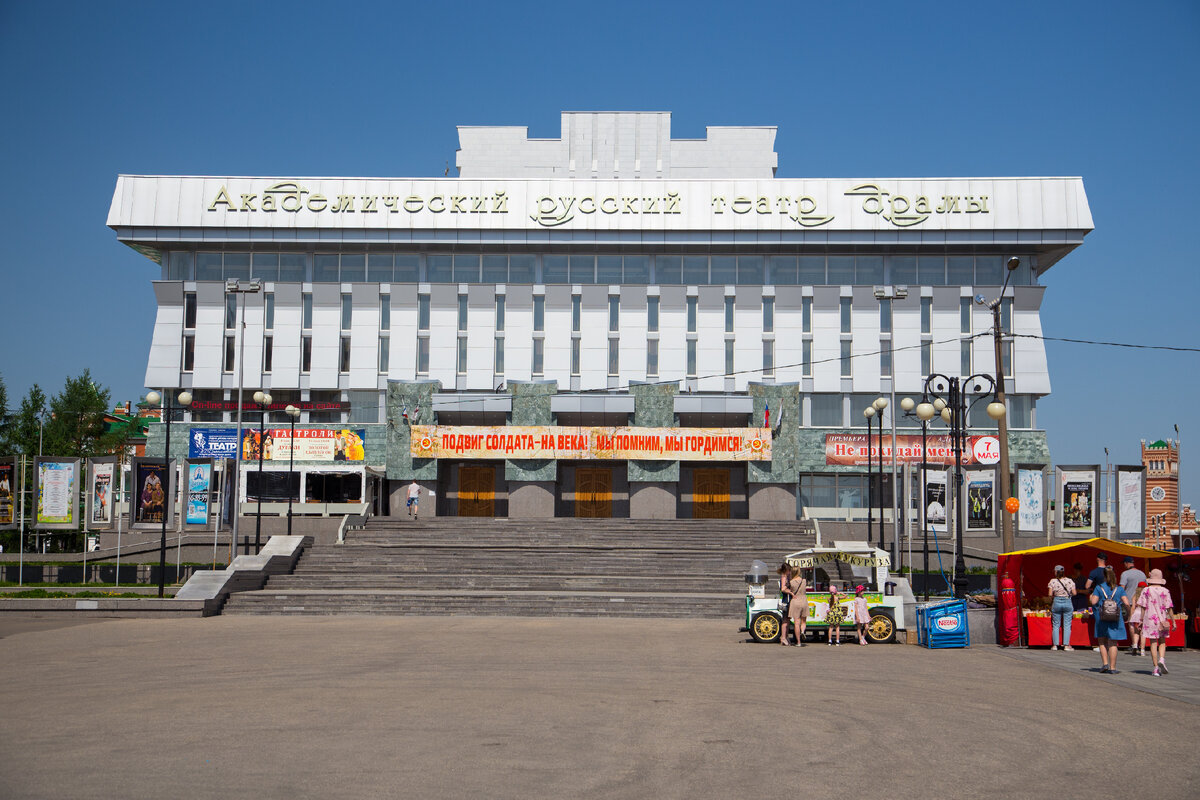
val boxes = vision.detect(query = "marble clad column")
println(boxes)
[747,382,800,520]
[629,381,679,519]
[386,379,440,482]
[506,380,557,517]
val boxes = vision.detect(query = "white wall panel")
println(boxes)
[732,291,762,391]
[389,286,418,380]
[192,283,226,387]
[309,287,340,387]
[696,298,723,391]
[271,285,302,389]
[146,283,183,389]
[349,285,380,389]
[240,292,265,390]
[811,307,841,391]
[465,287,495,389]
[579,299,607,390]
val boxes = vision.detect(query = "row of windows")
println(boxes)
[167,251,1039,287]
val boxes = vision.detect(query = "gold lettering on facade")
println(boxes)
[207,186,235,211]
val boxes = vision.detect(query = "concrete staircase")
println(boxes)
[220,517,817,618]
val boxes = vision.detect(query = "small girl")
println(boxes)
[853,585,871,645]
[1128,581,1147,657]
[826,585,845,645]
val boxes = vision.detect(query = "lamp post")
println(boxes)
[872,396,888,555]
[975,256,1020,553]
[864,404,876,549]
[144,389,191,598]
[901,395,937,599]
[923,373,1006,598]
[284,404,300,536]
[252,390,272,554]
[225,278,261,562]
[1175,424,1181,552]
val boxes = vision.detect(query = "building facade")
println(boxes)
[108,112,1093,525]
[1141,438,1196,550]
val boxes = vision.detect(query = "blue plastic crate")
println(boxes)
[917,599,971,649]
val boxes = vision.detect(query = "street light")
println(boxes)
[873,396,888,556]
[874,285,908,568]
[284,404,300,536]
[252,390,272,554]
[225,278,261,562]
[975,256,1020,553]
[144,389,191,598]
[923,373,1006,598]
[864,404,877,549]
[901,395,934,598]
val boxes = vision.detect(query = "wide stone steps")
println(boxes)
[221,517,816,617]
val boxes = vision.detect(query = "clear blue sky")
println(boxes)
[1,1,1197,504]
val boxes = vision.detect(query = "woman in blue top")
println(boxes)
[1089,566,1130,675]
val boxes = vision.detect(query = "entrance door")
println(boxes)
[693,468,730,519]
[576,468,612,518]
[458,466,495,517]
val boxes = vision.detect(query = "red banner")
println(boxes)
[824,433,1000,466]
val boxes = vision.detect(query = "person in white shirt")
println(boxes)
[406,480,421,519]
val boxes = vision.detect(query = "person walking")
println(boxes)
[1047,565,1077,651]
[1137,569,1176,677]
[1127,581,1148,656]
[852,585,870,645]
[1084,552,1107,593]
[1118,556,1147,654]
[787,566,809,647]
[1089,566,1130,674]
[406,480,422,519]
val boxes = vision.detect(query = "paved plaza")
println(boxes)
[1,615,1197,799]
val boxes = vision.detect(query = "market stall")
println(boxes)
[997,538,1189,648]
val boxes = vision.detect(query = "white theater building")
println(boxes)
[108,111,1092,526]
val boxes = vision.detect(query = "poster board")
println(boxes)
[1056,465,1100,537]
[1015,464,1048,537]
[924,470,948,534]
[86,457,118,530]
[0,456,17,530]
[1116,465,1146,539]
[34,457,81,530]
[129,457,176,530]
[963,466,997,533]
[185,459,214,526]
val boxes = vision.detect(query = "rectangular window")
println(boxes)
[263,336,273,373]
[380,295,391,331]
[840,297,852,333]
[920,297,932,334]
[457,337,468,374]
[543,255,568,284]
[840,340,852,377]
[960,297,972,333]
[881,342,891,377]
[302,293,313,329]
[725,339,735,375]
[921,340,932,375]
[224,335,235,372]
[264,294,275,330]
[608,339,619,376]
[184,293,197,329]
[302,336,312,372]
[339,254,365,282]
[494,337,504,375]
[654,256,682,284]
[368,253,393,282]
[379,337,389,373]
[279,253,306,282]
[340,336,351,373]
[724,296,734,333]
[314,254,339,283]
[418,294,430,330]
[879,298,891,334]
[532,339,544,376]
[811,395,843,427]
[687,296,697,333]
[1001,297,1012,332]
[802,340,812,377]
[533,296,545,332]
[646,339,658,377]
[609,296,619,332]
[168,251,193,280]
[762,297,774,333]
[457,295,468,331]
[683,256,708,284]
[225,294,237,329]
[182,335,195,372]
[1003,340,1013,375]
[802,296,812,333]
[961,340,972,376]
[341,294,353,330]
[416,337,429,374]
[394,254,419,283]
[494,295,504,332]
[763,340,774,378]
[571,339,581,376]
[686,340,697,378]
[647,296,659,332]
[571,295,581,332]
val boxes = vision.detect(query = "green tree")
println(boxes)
[0,372,9,452]
[7,384,48,456]
[43,370,117,459]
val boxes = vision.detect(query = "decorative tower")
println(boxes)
[1141,438,1196,549]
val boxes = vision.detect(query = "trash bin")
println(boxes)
[916,599,970,649]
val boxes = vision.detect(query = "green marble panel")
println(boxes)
[506,381,557,481]
[629,382,679,483]
[386,380,440,480]
[747,383,800,484]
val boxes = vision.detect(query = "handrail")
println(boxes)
[337,502,372,544]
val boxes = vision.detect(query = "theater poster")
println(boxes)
[185,460,213,525]
[0,457,16,529]
[1116,466,1146,539]
[34,457,80,530]
[924,470,948,534]
[1016,465,1046,536]
[130,457,176,529]
[1057,466,1099,536]
[86,457,117,530]
[965,467,996,532]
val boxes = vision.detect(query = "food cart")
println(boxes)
[744,542,904,644]
[997,537,1189,648]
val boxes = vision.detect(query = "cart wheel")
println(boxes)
[865,609,896,644]
[750,612,782,643]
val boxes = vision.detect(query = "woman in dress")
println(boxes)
[1089,566,1130,674]
[1127,581,1147,657]
[787,566,809,647]
[776,563,794,645]
[1047,564,1077,651]
[1136,569,1176,677]
[853,585,870,645]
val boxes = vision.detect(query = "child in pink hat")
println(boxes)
[1136,569,1176,676]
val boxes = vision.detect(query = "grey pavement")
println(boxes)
[0,615,1197,800]
[998,645,1200,705]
